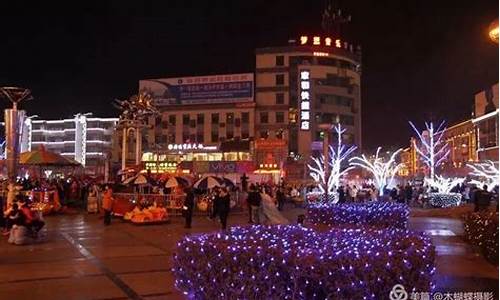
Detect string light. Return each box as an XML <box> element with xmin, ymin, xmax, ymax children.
<box><xmin>172</xmin><ymin>225</ymin><xmax>435</xmax><ymax>299</ymax></box>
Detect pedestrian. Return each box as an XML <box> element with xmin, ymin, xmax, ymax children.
<box><xmin>216</xmin><ymin>187</ymin><xmax>231</xmax><ymax>230</ymax></box>
<box><xmin>102</xmin><ymin>185</ymin><xmax>114</xmax><ymax>226</ymax></box>
<box><xmin>276</xmin><ymin>187</ymin><xmax>285</xmax><ymax>211</ymax></box>
<box><xmin>183</xmin><ymin>186</ymin><xmax>195</xmax><ymax>229</ymax></box>
<box><xmin>474</xmin><ymin>185</ymin><xmax>491</xmax><ymax>212</ymax></box>
<box><xmin>247</xmin><ymin>184</ymin><xmax>261</xmax><ymax>224</ymax></box>
<box><xmin>20</xmin><ymin>201</ymin><xmax>45</xmax><ymax>237</ymax></box>
<box><xmin>337</xmin><ymin>186</ymin><xmax>346</xmax><ymax>203</ymax></box>
<box><xmin>210</xmin><ymin>187</ymin><xmax>221</xmax><ymax>220</ymax></box>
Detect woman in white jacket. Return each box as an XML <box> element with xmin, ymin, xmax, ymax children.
<box><xmin>259</xmin><ymin>188</ymin><xmax>289</xmax><ymax>225</ymax></box>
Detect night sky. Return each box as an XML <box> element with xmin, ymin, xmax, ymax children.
<box><xmin>0</xmin><ymin>1</ymin><xmax>498</xmax><ymax>150</ymax></box>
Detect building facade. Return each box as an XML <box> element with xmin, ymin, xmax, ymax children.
<box><xmin>473</xmin><ymin>83</ymin><xmax>499</xmax><ymax>161</ymax></box>
<box><xmin>255</xmin><ymin>35</ymin><xmax>362</xmax><ymax>161</ymax></box>
<box><xmin>23</xmin><ymin>114</ymin><xmax>118</xmax><ymax>175</ymax></box>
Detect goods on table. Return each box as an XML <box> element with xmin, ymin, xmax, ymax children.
<box><xmin>31</xmin><ymin>202</ymin><xmax>54</xmax><ymax>215</ymax></box>
<box><xmin>124</xmin><ymin>205</ymin><xmax>168</xmax><ymax>224</ymax></box>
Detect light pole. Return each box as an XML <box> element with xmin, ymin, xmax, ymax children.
<box><xmin>0</xmin><ymin>87</ymin><xmax>32</xmax><ymax>184</ymax></box>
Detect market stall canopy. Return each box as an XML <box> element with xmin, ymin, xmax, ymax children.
<box><xmin>122</xmin><ymin>174</ymin><xmax>149</xmax><ymax>185</ymax></box>
<box><xmin>19</xmin><ymin>147</ymin><xmax>81</xmax><ymax>167</ymax></box>
<box><xmin>165</xmin><ymin>176</ymin><xmax>189</xmax><ymax>188</ymax></box>
<box><xmin>193</xmin><ymin>176</ymin><xmax>223</xmax><ymax>190</ymax></box>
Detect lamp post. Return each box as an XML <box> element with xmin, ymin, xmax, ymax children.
<box><xmin>0</xmin><ymin>87</ymin><xmax>32</xmax><ymax>183</ymax></box>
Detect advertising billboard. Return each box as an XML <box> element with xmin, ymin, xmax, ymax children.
<box><xmin>139</xmin><ymin>73</ymin><xmax>254</xmax><ymax>106</ymax></box>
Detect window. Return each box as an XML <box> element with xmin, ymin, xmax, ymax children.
<box><xmin>182</xmin><ymin>114</ymin><xmax>190</xmax><ymax>125</ymax></box>
<box><xmin>168</xmin><ymin>134</ymin><xmax>175</xmax><ymax>143</ymax></box>
<box><xmin>182</xmin><ymin>133</ymin><xmax>189</xmax><ymax>142</ymax></box>
<box><xmin>227</xmin><ymin>131</ymin><xmax>234</xmax><ymax>140</ymax></box>
<box><xmin>196</xmin><ymin>133</ymin><xmax>204</xmax><ymax>143</ymax></box>
<box><xmin>260</xmin><ymin>131</ymin><xmax>269</xmax><ymax>139</ymax></box>
<box><xmin>276</xmin><ymin>112</ymin><xmax>285</xmax><ymax>123</ymax></box>
<box><xmin>161</xmin><ymin>120</ymin><xmax>169</xmax><ymax>129</ymax></box>
<box><xmin>276</xmin><ymin>93</ymin><xmax>284</xmax><ymax>105</ymax></box>
<box><xmin>318</xmin><ymin>94</ymin><xmax>352</xmax><ymax>107</ymax></box>
<box><xmin>211</xmin><ymin>113</ymin><xmax>219</xmax><ymax>124</ymax></box>
<box><xmin>241</xmin><ymin>112</ymin><xmax>249</xmax><ymax>123</ymax></box>
<box><xmin>190</xmin><ymin>120</ymin><xmax>196</xmax><ymax>128</ymax></box>
<box><xmin>197</xmin><ymin>114</ymin><xmax>204</xmax><ymax>125</ymax></box>
<box><xmin>226</xmin><ymin>113</ymin><xmax>234</xmax><ymax>124</ymax></box>
<box><xmin>169</xmin><ymin>115</ymin><xmax>176</xmax><ymax>126</ymax></box>
<box><xmin>275</xmin><ymin>74</ymin><xmax>285</xmax><ymax>86</ymax></box>
<box><xmin>211</xmin><ymin>132</ymin><xmax>219</xmax><ymax>142</ymax></box>
<box><xmin>276</xmin><ymin>55</ymin><xmax>284</xmax><ymax>66</ymax></box>
<box><xmin>260</xmin><ymin>112</ymin><xmax>269</xmax><ymax>124</ymax></box>
<box><xmin>242</xmin><ymin>131</ymin><xmax>249</xmax><ymax>139</ymax></box>
<box><xmin>155</xmin><ymin>117</ymin><xmax>162</xmax><ymax>126</ymax></box>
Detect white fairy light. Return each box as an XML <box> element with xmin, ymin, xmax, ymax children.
<box><xmin>349</xmin><ymin>147</ymin><xmax>403</xmax><ymax>196</ymax></box>
<box><xmin>467</xmin><ymin>160</ymin><xmax>499</xmax><ymax>191</ymax></box>
<box><xmin>424</xmin><ymin>175</ymin><xmax>465</xmax><ymax>193</ymax></box>
<box><xmin>409</xmin><ymin>121</ymin><xmax>450</xmax><ymax>179</ymax></box>
<box><xmin>308</xmin><ymin>124</ymin><xmax>357</xmax><ymax>202</ymax></box>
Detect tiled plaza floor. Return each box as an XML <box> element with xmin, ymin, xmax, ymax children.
<box><xmin>0</xmin><ymin>208</ymin><xmax>498</xmax><ymax>299</ymax></box>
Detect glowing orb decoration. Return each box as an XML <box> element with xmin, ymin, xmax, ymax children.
<box><xmin>489</xmin><ymin>19</ymin><xmax>499</xmax><ymax>44</ymax></box>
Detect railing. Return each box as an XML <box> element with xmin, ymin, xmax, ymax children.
<box><xmin>113</xmin><ymin>192</ymin><xmax>245</xmax><ymax>217</ymax></box>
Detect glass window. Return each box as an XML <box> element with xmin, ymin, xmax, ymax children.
<box><xmin>276</xmin><ymin>112</ymin><xmax>285</xmax><ymax>123</ymax></box>
<box><xmin>260</xmin><ymin>112</ymin><xmax>269</xmax><ymax>124</ymax></box>
<box><xmin>226</xmin><ymin>113</ymin><xmax>234</xmax><ymax>124</ymax></box>
<box><xmin>211</xmin><ymin>113</ymin><xmax>219</xmax><ymax>124</ymax></box>
<box><xmin>276</xmin><ymin>93</ymin><xmax>284</xmax><ymax>104</ymax></box>
<box><xmin>275</xmin><ymin>74</ymin><xmax>285</xmax><ymax>86</ymax></box>
<box><xmin>182</xmin><ymin>114</ymin><xmax>190</xmax><ymax>125</ymax></box>
<box><xmin>169</xmin><ymin>115</ymin><xmax>176</xmax><ymax>126</ymax></box>
<box><xmin>190</xmin><ymin>120</ymin><xmax>196</xmax><ymax>128</ymax></box>
<box><xmin>241</xmin><ymin>112</ymin><xmax>249</xmax><ymax>123</ymax></box>
<box><xmin>276</xmin><ymin>55</ymin><xmax>284</xmax><ymax>66</ymax></box>
<box><xmin>197</xmin><ymin>114</ymin><xmax>204</xmax><ymax>124</ymax></box>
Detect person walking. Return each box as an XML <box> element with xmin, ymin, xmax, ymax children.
<box><xmin>247</xmin><ymin>184</ymin><xmax>261</xmax><ymax>224</ymax></box>
<box><xmin>216</xmin><ymin>187</ymin><xmax>231</xmax><ymax>230</ymax></box>
<box><xmin>102</xmin><ymin>186</ymin><xmax>115</xmax><ymax>226</ymax></box>
<box><xmin>276</xmin><ymin>187</ymin><xmax>285</xmax><ymax>211</ymax></box>
<box><xmin>183</xmin><ymin>186</ymin><xmax>195</xmax><ymax>229</ymax></box>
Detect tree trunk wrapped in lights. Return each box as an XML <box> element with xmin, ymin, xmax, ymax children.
<box><xmin>467</xmin><ymin>160</ymin><xmax>500</xmax><ymax>191</ymax></box>
<box><xmin>409</xmin><ymin>121</ymin><xmax>450</xmax><ymax>180</ymax></box>
<box><xmin>307</xmin><ymin>124</ymin><xmax>356</xmax><ymax>202</ymax></box>
<box><xmin>349</xmin><ymin>147</ymin><xmax>403</xmax><ymax>196</ymax></box>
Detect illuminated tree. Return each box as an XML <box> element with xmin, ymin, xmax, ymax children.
<box><xmin>424</xmin><ymin>175</ymin><xmax>465</xmax><ymax>193</ymax></box>
<box><xmin>349</xmin><ymin>147</ymin><xmax>403</xmax><ymax>196</ymax></box>
<box><xmin>409</xmin><ymin>121</ymin><xmax>450</xmax><ymax>180</ymax></box>
<box><xmin>308</xmin><ymin>124</ymin><xmax>357</xmax><ymax>201</ymax></box>
<box><xmin>467</xmin><ymin>160</ymin><xmax>500</xmax><ymax>191</ymax></box>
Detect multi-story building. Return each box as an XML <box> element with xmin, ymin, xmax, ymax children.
<box><xmin>22</xmin><ymin>114</ymin><xmax>118</xmax><ymax>175</ymax></box>
<box><xmin>473</xmin><ymin>83</ymin><xmax>499</xmax><ymax>161</ymax></box>
<box><xmin>254</xmin><ymin>35</ymin><xmax>362</xmax><ymax>162</ymax></box>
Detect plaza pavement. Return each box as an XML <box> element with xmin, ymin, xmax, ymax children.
<box><xmin>0</xmin><ymin>207</ymin><xmax>497</xmax><ymax>300</ymax></box>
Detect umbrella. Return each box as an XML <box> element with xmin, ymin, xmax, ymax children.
<box><xmin>165</xmin><ymin>176</ymin><xmax>189</xmax><ymax>188</ymax></box>
<box><xmin>193</xmin><ymin>176</ymin><xmax>223</xmax><ymax>190</ymax></box>
<box><xmin>19</xmin><ymin>147</ymin><xmax>81</xmax><ymax>167</ymax></box>
<box><xmin>122</xmin><ymin>174</ymin><xmax>149</xmax><ymax>185</ymax></box>
<box><xmin>220</xmin><ymin>177</ymin><xmax>236</xmax><ymax>188</ymax></box>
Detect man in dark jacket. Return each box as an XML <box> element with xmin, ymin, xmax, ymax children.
<box><xmin>183</xmin><ymin>187</ymin><xmax>195</xmax><ymax>228</ymax></box>
<box><xmin>474</xmin><ymin>185</ymin><xmax>491</xmax><ymax>212</ymax></box>
<box><xmin>216</xmin><ymin>187</ymin><xmax>231</xmax><ymax>230</ymax></box>
<box><xmin>247</xmin><ymin>184</ymin><xmax>261</xmax><ymax>224</ymax></box>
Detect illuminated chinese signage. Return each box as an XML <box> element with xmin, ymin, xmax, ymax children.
<box><xmin>167</xmin><ymin>143</ymin><xmax>217</xmax><ymax>151</ymax></box>
<box><xmin>299</xmin><ymin>70</ymin><xmax>310</xmax><ymax>130</ymax></box>
<box><xmin>299</xmin><ymin>35</ymin><xmax>355</xmax><ymax>52</ymax></box>
<box><xmin>144</xmin><ymin>162</ymin><xmax>178</xmax><ymax>172</ymax></box>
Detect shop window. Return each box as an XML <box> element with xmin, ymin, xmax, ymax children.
<box><xmin>169</xmin><ymin>115</ymin><xmax>176</xmax><ymax>126</ymax></box>
<box><xmin>197</xmin><ymin>114</ymin><xmax>204</xmax><ymax>124</ymax></box>
<box><xmin>242</xmin><ymin>112</ymin><xmax>249</xmax><ymax>123</ymax></box>
<box><xmin>276</xmin><ymin>74</ymin><xmax>285</xmax><ymax>86</ymax></box>
<box><xmin>182</xmin><ymin>114</ymin><xmax>190</xmax><ymax>125</ymax></box>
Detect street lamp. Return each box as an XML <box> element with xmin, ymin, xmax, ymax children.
<box><xmin>489</xmin><ymin>19</ymin><xmax>498</xmax><ymax>44</ymax></box>
<box><xmin>0</xmin><ymin>87</ymin><xmax>32</xmax><ymax>183</ymax></box>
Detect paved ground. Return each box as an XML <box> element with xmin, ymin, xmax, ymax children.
<box><xmin>0</xmin><ymin>208</ymin><xmax>498</xmax><ymax>300</ymax></box>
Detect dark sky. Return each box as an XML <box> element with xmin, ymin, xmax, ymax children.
<box><xmin>0</xmin><ymin>1</ymin><xmax>498</xmax><ymax>150</ymax></box>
